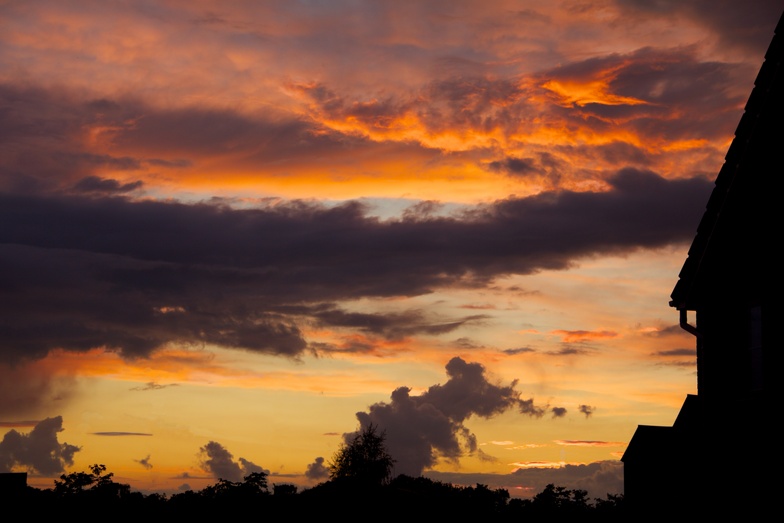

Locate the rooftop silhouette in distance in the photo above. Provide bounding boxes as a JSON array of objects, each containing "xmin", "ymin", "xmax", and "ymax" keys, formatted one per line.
[{"xmin": 622, "ymin": 8, "xmax": 783, "ymax": 517}]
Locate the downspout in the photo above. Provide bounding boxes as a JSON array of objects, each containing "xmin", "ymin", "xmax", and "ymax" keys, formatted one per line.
[{"xmin": 678, "ymin": 308, "xmax": 700, "ymax": 338}]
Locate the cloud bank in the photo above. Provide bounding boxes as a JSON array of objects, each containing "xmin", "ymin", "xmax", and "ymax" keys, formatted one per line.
[{"xmin": 0, "ymin": 169, "xmax": 711, "ymax": 364}]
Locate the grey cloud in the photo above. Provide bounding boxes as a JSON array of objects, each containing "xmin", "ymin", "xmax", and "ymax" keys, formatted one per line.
[
  {"xmin": 346, "ymin": 357, "xmax": 547, "ymax": 477},
  {"xmin": 198, "ymin": 441, "xmax": 244, "ymax": 482},
  {"xmin": 476, "ymin": 448, "xmax": 500, "ymax": 463},
  {"xmin": 0, "ymin": 416, "xmax": 81, "ymax": 475},
  {"xmin": 239, "ymin": 457, "xmax": 268, "ymax": 476},
  {"xmin": 198, "ymin": 441, "xmax": 264, "ymax": 482},
  {"xmin": 401, "ymin": 200, "xmax": 444, "ymax": 220},
  {"xmin": 304, "ymin": 456, "xmax": 329, "ymax": 481},
  {"xmin": 502, "ymin": 347, "xmax": 536, "ymax": 355},
  {"xmin": 136, "ymin": 454, "xmax": 153, "ymax": 470},
  {"xmin": 546, "ymin": 346, "xmax": 594, "ymax": 356},
  {"xmin": 552, "ymin": 407, "xmax": 567, "ymax": 418},
  {"xmin": 578, "ymin": 405, "xmax": 595, "ymax": 418}
]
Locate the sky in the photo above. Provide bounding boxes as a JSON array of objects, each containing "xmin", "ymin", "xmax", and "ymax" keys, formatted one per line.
[{"xmin": 1, "ymin": 0, "xmax": 781, "ymax": 500}]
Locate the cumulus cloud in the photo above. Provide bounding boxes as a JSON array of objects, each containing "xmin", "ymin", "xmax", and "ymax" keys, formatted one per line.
[
  {"xmin": 305, "ymin": 456, "xmax": 329, "ymax": 481},
  {"xmin": 198, "ymin": 441, "xmax": 266, "ymax": 483},
  {"xmin": 344, "ymin": 357, "xmax": 554, "ymax": 477},
  {"xmin": 0, "ymin": 416, "xmax": 80, "ymax": 475}
]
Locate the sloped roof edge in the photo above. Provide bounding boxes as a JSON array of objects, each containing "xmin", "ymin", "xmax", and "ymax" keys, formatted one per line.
[{"xmin": 669, "ymin": 10, "xmax": 784, "ymax": 310}]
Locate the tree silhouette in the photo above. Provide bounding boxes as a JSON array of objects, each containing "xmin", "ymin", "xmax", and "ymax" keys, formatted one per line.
[
  {"xmin": 53, "ymin": 463, "xmax": 126, "ymax": 497},
  {"xmin": 328, "ymin": 423, "xmax": 395, "ymax": 486},
  {"xmin": 7, "ymin": 460, "xmax": 628, "ymax": 519}
]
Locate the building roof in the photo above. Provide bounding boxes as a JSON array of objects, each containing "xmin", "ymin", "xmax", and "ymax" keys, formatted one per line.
[{"xmin": 669, "ymin": 11, "xmax": 783, "ymax": 311}]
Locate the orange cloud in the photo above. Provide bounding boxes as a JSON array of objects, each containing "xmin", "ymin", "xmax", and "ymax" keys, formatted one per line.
[
  {"xmin": 541, "ymin": 78, "xmax": 648, "ymax": 108},
  {"xmin": 30, "ymin": 347, "xmax": 401, "ymax": 396},
  {"xmin": 550, "ymin": 329, "xmax": 618, "ymax": 342}
]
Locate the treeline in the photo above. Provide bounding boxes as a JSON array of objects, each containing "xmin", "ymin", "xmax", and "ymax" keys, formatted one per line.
[{"xmin": 8, "ymin": 466, "xmax": 625, "ymax": 520}]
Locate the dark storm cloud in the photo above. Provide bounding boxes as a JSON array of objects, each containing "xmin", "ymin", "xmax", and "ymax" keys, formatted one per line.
[
  {"xmin": 0, "ymin": 166, "xmax": 711, "ymax": 362},
  {"xmin": 198, "ymin": 441, "xmax": 266, "ymax": 483},
  {"xmin": 0, "ymin": 416, "xmax": 80, "ymax": 475},
  {"xmin": 345, "ymin": 357, "xmax": 548, "ymax": 477}
]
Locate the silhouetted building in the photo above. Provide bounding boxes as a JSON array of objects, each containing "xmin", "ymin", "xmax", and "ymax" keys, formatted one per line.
[{"xmin": 622, "ymin": 10, "xmax": 782, "ymax": 516}]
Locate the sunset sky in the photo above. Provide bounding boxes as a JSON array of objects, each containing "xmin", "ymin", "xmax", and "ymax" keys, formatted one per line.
[{"xmin": 1, "ymin": 0, "xmax": 782, "ymax": 499}]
